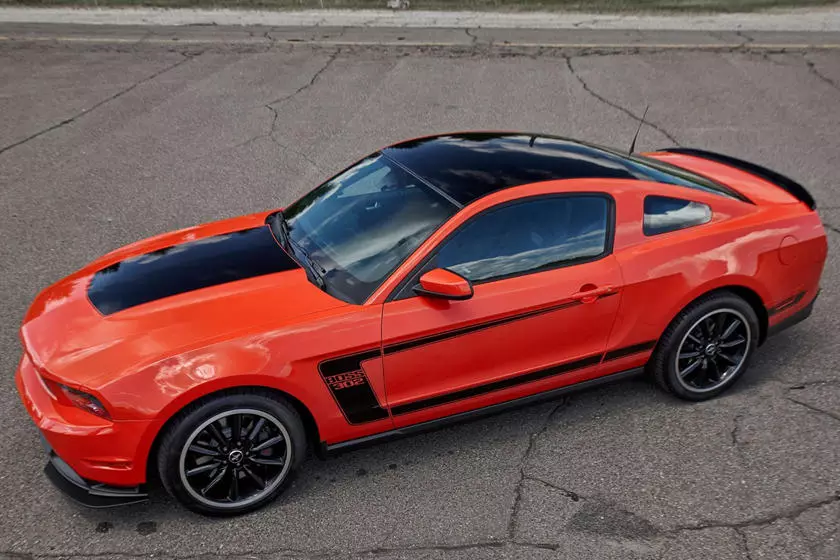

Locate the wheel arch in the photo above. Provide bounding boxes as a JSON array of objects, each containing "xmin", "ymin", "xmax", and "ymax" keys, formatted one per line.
[
  {"xmin": 723, "ymin": 285, "xmax": 769, "ymax": 345},
  {"xmin": 664, "ymin": 283, "xmax": 768, "ymax": 348},
  {"xmin": 143, "ymin": 385, "xmax": 320, "ymax": 483}
]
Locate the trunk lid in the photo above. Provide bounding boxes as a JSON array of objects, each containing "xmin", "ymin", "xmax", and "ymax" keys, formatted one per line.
[{"xmin": 645, "ymin": 149, "xmax": 816, "ymax": 208}]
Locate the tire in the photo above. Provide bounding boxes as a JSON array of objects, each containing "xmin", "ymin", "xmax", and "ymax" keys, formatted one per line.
[
  {"xmin": 157, "ymin": 390, "xmax": 306, "ymax": 516},
  {"xmin": 649, "ymin": 291, "xmax": 759, "ymax": 401}
]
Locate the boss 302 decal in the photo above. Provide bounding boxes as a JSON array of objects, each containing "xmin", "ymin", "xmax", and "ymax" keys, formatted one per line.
[{"xmin": 318, "ymin": 349, "xmax": 389, "ymax": 424}]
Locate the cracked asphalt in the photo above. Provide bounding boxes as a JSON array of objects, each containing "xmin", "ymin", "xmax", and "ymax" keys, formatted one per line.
[{"xmin": 1, "ymin": 25, "xmax": 840, "ymax": 560}]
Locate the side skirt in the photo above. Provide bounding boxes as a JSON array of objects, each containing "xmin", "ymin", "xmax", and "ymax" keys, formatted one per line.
[
  {"xmin": 767, "ymin": 292, "xmax": 817, "ymax": 338},
  {"xmin": 319, "ymin": 366, "xmax": 645, "ymax": 457}
]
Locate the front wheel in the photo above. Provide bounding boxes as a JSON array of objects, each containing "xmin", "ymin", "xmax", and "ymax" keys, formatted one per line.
[
  {"xmin": 650, "ymin": 292, "xmax": 759, "ymax": 401},
  {"xmin": 157, "ymin": 391, "xmax": 306, "ymax": 516}
]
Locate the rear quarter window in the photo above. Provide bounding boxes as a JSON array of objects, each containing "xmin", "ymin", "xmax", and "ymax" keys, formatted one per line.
[{"xmin": 644, "ymin": 196, "xmax": 711, "ymax": 236}]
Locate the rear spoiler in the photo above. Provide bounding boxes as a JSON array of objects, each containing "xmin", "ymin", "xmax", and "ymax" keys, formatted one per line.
[{"xmin": 661, "ymin": 148, "xmax": 816, "ymax": 210}]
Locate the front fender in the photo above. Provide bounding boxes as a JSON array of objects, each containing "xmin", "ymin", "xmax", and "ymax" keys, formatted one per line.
[{"xmin": 99, "ymin": 337, "xmax": 327, "ymax": 485}]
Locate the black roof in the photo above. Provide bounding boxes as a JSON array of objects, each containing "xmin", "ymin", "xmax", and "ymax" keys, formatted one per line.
[{"xmin": 381, "ymin": 132, "xmax": 737, "ymax": 206}]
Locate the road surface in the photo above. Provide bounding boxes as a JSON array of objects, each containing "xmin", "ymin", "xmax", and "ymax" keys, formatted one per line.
[{"xmin": 1, "ymin": 24, "xmax": 839, "ymax": 560}]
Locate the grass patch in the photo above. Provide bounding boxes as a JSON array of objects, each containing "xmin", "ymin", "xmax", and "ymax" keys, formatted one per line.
[{"xmin": 2, "ymin": 0, "xmax": 839, "ymax": 14}]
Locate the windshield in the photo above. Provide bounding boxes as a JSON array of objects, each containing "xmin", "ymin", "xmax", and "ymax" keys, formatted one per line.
[{"xmin": 281, "ymin": 153, "xmax": 458, "ymax": 304}]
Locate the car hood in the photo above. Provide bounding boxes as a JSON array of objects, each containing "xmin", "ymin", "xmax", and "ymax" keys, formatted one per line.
[{"xmin": 21, "ymin": 213, "xmax": 346, "ymax": 388}]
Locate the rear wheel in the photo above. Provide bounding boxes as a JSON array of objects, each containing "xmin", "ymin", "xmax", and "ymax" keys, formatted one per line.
[
  {"xmin": 157, "ymin": 392, "xmax": 306, "ymax": 516},
  {"xmin": 650, "ymin": 292, "xmax": 759, "ymax": 401}
]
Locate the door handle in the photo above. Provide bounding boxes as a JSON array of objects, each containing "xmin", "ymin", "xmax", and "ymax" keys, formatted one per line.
[{"xmin": 572, "ymin": 285, "xmax": 616, "ymax": 304}]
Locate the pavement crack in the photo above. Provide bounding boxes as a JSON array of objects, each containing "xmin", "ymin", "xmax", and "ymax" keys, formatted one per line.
[
  {"xmin": 0, "ymin": 54, "xmax": 194, "ymax": 157},
  {"xmin": 239, "ymin": 104, "xmax": 321, "ymax": 172},
  {"xmin": 564, "ymin": 55, "xmax": 681, "ymax": 146},
  {"xmin": 787, "ymin": 397, "xmax": 840, "ymax": 423},
  {"xmin": 266, "ymin": 103, "xmax": 280, "ymax": 135},
  {"xmin": 508, "ymin": 398, "xmax": 570, "ymax": 540},
  {"xmin": 735, "ymin": 527, "xmax": 754, "ymax": 560},
  {"xmin": 802, "ymin": 54, "xmax": 840, "ymax": 94},
  {"xmin": 730, "ymin": 414, "xmax": 744, "ymax": 446},
  {"xmin": 524, "ymin": 474, "xmax": 583, "ymax": 502},
  {"xmin": 363, "ymin": 542, "xmax": 507, "ymax": 557},
  {"xmin": 792, "ymin": 516, "xmax": 828, "ymax": 560},
  {"xmin": 0, "ymin": 545, "xmax": 507, "ymax": 560},
  {"xmin": 735, "ymin": 30, "xmax": 755, "ymax": 49},
  {"xmin": 136, "ymin": 28, "xmax": 155, "ymax": 45},
  {"xmin": 464, "ymin": 27, "xmax": 478, "ymax": 45},
  {"xmin": 514, "ymin": 541, "xmax": 561, "ymax": 551},
  {"xmin": 374, "ymin": 520, "xmax": 401, "ymax": 551},
  {"xmin": 669, "ymin": 492, "xmax": 840, "ymax": 533},
  {"xmin": 0, "ymin": 541, "xmax": 609, "ymax": 560},
  {"xmin": 572, "ymin": 19, "xmax": 599, "ymax": 28},
  {"xmin": 788, "ymin": 379, "xmax": 840, "ymax": 390},
  {"xmin": 823, "ymin": 221, "xmax": 840, "ymax": 233},
  {"xmin": 266, "ymin": 51, "xmax": 339, "ymax": 107},
  {"xmin": 269, "ymin": 134, "xmax": 323, "ymax": 172}
]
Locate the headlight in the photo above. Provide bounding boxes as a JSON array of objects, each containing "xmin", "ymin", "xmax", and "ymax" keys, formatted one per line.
[{"xmin": 42, "ymin": 377, "xmax": 111, "ymax": 419}]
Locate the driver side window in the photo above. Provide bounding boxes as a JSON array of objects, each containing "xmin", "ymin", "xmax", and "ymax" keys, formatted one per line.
[{"xmin": 402, "ymin": 194, "xmax": 611, "ymax": 295}]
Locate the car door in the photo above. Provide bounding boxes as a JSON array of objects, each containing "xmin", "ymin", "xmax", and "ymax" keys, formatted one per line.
[{"xmin": 380, "ymin": 193, "xmax": 624, "ymax": 427}]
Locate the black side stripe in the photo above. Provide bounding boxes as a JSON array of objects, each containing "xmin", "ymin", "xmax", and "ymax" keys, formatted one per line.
[
  {"xmin": 603, "ymin": 340, "xmax": 657, "ymax": 362},
  {"xmin": 319, "ymin": 350, "xmax": 389, "ymax": 424},
  {"xmin": 768, "ymin": 291, "xmax": 805, "ymax": 316},
  {"xmin": 390, "ymin": 354, "xmax": 603, "ymax": 416},
  {"xmin": 318, "ymin": 329, "xmax": 654, "ymax": 422},
  {"xmin": 384, "ymin": 292, "xmax": 616, "ymax": 356},
  {"xmin": 384, "ymin": 300, "xmax": 582, "ymax": 355},
  {"xmin": 323, "ymin": 367, "xmax": 645, "ymax": 456}
]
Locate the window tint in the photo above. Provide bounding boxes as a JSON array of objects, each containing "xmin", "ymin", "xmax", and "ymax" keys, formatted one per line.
[
  {"xmin": 383, "ymin": 134, "xmax": 745, "ymax": 206},
  {"xmin": 643, "ymin": 196, "xmax": 711, "ymax": 236},
  {"xmin": 431, "ymin": 196, "xmax": 610, "ymax": 284}
]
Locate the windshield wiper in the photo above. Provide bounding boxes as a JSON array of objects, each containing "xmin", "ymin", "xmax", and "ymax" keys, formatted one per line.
[
  {"xmin": 270, "ymin": 210, "xmax": 292, "ymax": 251},
  {"xmin": 294, "ymin": 242, "xmax": 328, "ymax": 288},
  {"xmin": 269, "ymin": 211, "xmax": 329, "ymax": 291}
]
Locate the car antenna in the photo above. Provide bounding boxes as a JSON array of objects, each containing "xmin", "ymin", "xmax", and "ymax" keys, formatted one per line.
[{"xmin": 628, "ymin": 105, "xmax": 650, "ymax": 155}]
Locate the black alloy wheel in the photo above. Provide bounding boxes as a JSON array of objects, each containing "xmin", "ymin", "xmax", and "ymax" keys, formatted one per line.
[
  {"xmin": 650, "ymin": 291, "xmax": 759, "ymax": 401},
  {"xmin": 158, "ymin": 391, "xmax": 306, "ymax": 516}
]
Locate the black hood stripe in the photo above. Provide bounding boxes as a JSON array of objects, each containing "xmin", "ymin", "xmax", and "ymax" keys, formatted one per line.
[{"xmin": 88, "ymin": 226, "xmax": 300, "ymax": 315}]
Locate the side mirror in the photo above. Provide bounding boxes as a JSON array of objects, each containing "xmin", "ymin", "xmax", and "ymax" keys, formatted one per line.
[{"xmin": 414, "ymin": 268, "xmax": 473, "ymax": 301}]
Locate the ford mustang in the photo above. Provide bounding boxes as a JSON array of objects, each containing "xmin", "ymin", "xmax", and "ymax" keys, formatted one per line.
[{"xmin": 15, "ymin": 133, "xmax": 826, "ymax": 515}]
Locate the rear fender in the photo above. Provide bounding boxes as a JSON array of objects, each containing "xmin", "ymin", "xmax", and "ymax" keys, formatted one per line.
[{"xmin": 667, "ymin": 275, "xmax": 771, "ymax": 326}]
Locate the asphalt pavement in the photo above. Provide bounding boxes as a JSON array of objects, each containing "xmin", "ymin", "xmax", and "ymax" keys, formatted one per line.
[{"xmin": 0, "ymin": 24, "xmax": 839, "ymax": 560}]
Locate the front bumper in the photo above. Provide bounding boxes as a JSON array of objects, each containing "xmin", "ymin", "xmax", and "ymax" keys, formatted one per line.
[
  {"xmin": 42, "ymin": 435, "xmax": 147, "ymax": 508},
  {"xmin": 16, "ymin": 353, "xmax": 153, "ymax": 503}
]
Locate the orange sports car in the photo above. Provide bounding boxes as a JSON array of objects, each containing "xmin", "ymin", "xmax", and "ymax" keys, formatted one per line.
[{"xmin": 16, "ymin": 133, "xmax": 826, "ymax": 515}]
